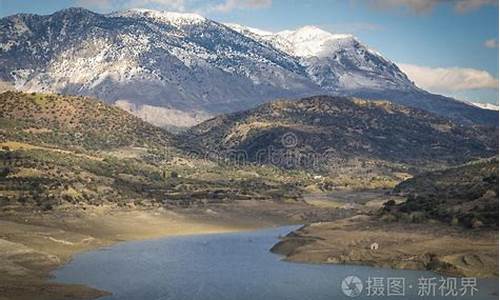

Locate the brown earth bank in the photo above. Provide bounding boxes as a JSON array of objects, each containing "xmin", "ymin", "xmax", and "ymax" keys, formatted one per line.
[
  {"xmin": 0, "ymin": 200, "xmax": 323, "ymax": 300},
  {"xmin": 271, "ymin": 215, "xmax": 499, "ymax": 278},
  {"xmin": 1, "ymin": 189, "xmax": 497, "ymax": 299}
]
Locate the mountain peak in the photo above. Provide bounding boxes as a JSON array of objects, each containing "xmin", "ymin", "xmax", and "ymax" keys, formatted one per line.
[
  {"xmin": 50, "ymin": 7, "xmax": 98, "ymax": 18},
  {"xmin": 281, "ymin": 26, "xmax": 353, "ymax": 41},
  {"xmin": 276, "ymin": 26, "xmax": 355, "ymax": 57},
  {"xmin": 224, "ymin": 23, "xmax": 274, "ymax": 36},
  {"xmin": 56, "ymin": 7, "xmax": 94, "ymax": 14},
  {"xmin": 111, "ymin": 8, "xmax": 206, "ymax": 25}
]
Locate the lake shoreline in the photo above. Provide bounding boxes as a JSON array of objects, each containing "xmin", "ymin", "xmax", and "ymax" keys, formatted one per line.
[
  {"xmin": 0, "ymin": 203, "xmax": 294, "ymax": 300},
  {"xmin": 2, "ymin": 201, "xmax": 497, "ymax": 300},
  {"xmin": 50, "ymin": 222, "xmax": 499, "ymax": 300},
  {"xmin": 271, "ymin": 215, "xmax": 499, "ymax": 278}
]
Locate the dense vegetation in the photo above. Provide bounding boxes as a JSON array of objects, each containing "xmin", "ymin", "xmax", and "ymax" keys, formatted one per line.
[
  {"xmin": 0, "ymin": 147, "xmax": 305, "ymax": 210},
  {"xmin": 385, "ymin": 158, "xmax": 498, "ymax": 228}
]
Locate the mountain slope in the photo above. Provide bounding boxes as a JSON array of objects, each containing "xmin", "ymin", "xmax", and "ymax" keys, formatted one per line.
[
  {"xmin": 229, "ymin": 24, "xmax": 499, "ymax": 127},
  {"xmin": 0, "ymin": 91, "xmax": 310, "ymax": 210},
  {"xmin": 0, "ymin": 8, "xmax": 316, "ymax": 127},
  {"xmin": 0, "ymin": 91, "xmax": 174, "ymax": 150},
  {"xmin": 228, "ymin": 24, "xmax": 414, "ymax": 92},
  {"xmin": 181, "ymin": 95, "xmax": 498, "ymax": 170},
  {"xmin": 389, "ymin": 158, "xmax": 498, "ymax": 228},
  {"xmin": 0, "ymin": 8, "xmax": 497, "ymax": 127}
]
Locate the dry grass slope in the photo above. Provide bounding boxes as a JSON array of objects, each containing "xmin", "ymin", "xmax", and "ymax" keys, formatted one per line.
[{"xmin": 0, "ymin": 91, "xmax": 174, "ymax": 151}]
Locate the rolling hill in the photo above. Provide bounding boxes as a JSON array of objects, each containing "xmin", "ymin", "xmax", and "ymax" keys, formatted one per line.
[
  {"xmin": 0, "ymin": 91, "xmax": 308, "ymax": 210},
  {"xmin": 0, "ymin": 91, "xmax": 174, "ymax": 151},
  {"xmin": 181, "ymin": 95, "xmax": 498, "ymax": 171}
]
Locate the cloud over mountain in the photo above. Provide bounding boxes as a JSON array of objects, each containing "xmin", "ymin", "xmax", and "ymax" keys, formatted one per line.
[
  {"xmin": 484, "ymin": 38, "xmax": 498, "ymax": 48},
  {"xmin": 212, "ymin": 0, "xmax": 272, "ymax": 12},
  {"xmin": 398, "ymin": 63, "xmax": 499, "ymax": 93},
  {"xmin": 366, "ymin": 0, "xmax": 497, "ymax": 13}
]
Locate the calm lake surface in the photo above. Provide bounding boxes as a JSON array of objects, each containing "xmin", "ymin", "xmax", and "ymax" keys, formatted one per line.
[{"xmin": 53, "ymin": 226, "xmax": 498, "ymax": 300}]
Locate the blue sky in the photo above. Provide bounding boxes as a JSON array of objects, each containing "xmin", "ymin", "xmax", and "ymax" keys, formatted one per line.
[{"xmin": 1, "ymin": 0, "xmax": 498, "ymax": 104}]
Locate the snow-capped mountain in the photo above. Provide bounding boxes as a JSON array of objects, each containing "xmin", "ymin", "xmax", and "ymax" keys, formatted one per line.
[
  {"xmin": 0, "ymin": 7, "xmax": 496, "ymax": 127},
  {"xmin": 227, "ymin": 24, "xmax": 414, "ymax": 91}
]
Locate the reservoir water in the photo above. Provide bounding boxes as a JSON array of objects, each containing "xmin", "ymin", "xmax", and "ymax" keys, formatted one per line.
[{"xmin": 53, "ymin": 226, "xmax": 498, "ymax": 300}]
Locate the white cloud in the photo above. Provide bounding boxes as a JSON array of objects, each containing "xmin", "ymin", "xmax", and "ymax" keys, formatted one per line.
[
  {"xmin": 484, "ymin": 38, "xmax": 498, "ymax": 48},
  {"xmin": 212, "ymin": 0, "xmax": 272, "ymax": 13},
  {"xmin": 398, "ymin": 63, "xmax": 499, "ymax": 93},
  {"xmin": 454, "ymin": 0, "xmax": 498, "ymax": 12},
  {"xmin": 366, "ymin": 0, "xmax": 497, "ymax": 13},
  {"xmin": 77, "ymin": 0, "xmax": 114, "ymax": 10},
  {"xmin": 132, "ymin": 0, "xmax": 186, "ymax": 11},
  {"xmin": 328, "ymin": 22, "xmax": 384, "ymax": 33}
]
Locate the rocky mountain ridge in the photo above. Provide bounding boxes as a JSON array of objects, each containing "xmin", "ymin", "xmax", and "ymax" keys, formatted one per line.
[{"xmin": 0, "ymin": 7, "xmax": 497, "ymax": 127}]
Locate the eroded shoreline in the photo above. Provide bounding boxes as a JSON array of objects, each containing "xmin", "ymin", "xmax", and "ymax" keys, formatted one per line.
[
  {"xmin": 0, "ymin": 202, "xmax": 298, "ymax": 300},
  {"xmin": 271, "ymin": 215, "xmax": 499, "ymax": 278},
  {"xmin": 1, "ymin": 199, "xmax": 498, "ymax": 300}
]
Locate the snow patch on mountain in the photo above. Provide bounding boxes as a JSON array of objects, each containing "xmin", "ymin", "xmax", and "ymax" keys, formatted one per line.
[
  {"xmin": 225, "ymin": 23, "xmax": 356, "ymax": 58},
  {"xmin": 276, "ymin": 26, "xmax": 354, "ymax": 58},
  {"xmin": 226, "ymin": 23, "xmax": 413, "ymax": 91},
  {"xmin": 111, "ymin": 8, "xmax": 206, "ymax": 26},
  {"xmin": 223, "ymin": 23, "xmax": 273, "ymax": 37}
]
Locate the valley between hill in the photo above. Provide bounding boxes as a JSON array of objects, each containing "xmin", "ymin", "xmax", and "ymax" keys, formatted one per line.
[
  {"xmin": 0, "ymin": 188, "xmax": 497, "ymax": 300},
  {"xmin": 0, "ymin": 91, "xmax": 497, "ymax": 299}
]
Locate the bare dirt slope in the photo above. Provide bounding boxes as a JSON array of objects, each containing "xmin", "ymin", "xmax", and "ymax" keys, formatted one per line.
[{"xmin": 271, "ymin": 215, "xmax": 498, "ymax": 278}]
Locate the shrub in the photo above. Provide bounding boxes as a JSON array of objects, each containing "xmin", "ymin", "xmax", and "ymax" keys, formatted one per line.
[
  {"xmin": 410, "ymin": 211, "xmax": 426, "ymax": 223},
  {"xmin": 383, "ymin": 199, "xmax": 396, "ymax": 211}
]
